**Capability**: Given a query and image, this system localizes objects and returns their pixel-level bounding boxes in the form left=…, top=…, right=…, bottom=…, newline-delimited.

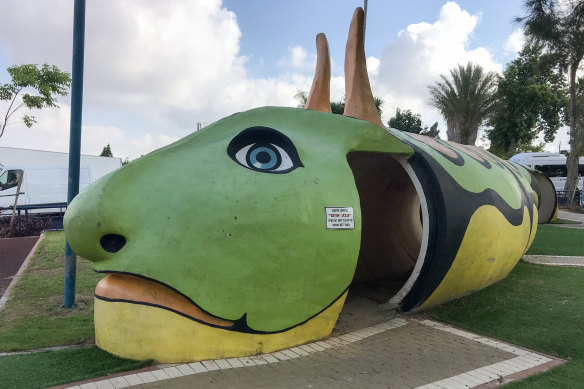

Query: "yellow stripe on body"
left=94, top=291, right=347, bottom=363
left=526, top=203, right=539, bottom=249
left=551, top=206, right=559, bottom=222
left=418, top=204, right=537, bottom=310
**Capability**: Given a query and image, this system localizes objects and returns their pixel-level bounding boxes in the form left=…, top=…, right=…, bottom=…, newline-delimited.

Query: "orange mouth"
left=95, top=274, right=234, bottom=328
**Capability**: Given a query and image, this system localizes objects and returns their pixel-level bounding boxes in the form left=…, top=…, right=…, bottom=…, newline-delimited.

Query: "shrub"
left=0, top=207, right=51, bottom=238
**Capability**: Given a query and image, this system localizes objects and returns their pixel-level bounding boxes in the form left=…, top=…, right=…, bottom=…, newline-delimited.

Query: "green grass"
left=0, top=231, right=102, bottom=351
left=0, top=346, right=150, bottom=389
left=526, top=225, right=584, bottom=256
left=432, top=261, right=584, bottom=388
left=433, top=222, right=584, bottom=387
left=0, top=231, right=152, bottom=388
left=2, top=224, right=583, bottom=387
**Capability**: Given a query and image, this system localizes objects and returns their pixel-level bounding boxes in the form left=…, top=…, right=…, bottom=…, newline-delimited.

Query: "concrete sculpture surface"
left=64, top=8, right=557, bottom=363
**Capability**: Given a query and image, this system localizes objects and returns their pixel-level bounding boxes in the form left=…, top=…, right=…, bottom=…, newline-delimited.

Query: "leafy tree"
left=429, top=63, right=497, bottom=145
left=331, top=97, right=383, bottom=116
left=516, top=0, right=584, bottom=193
left=294, top=91, right=383, bottom=117
left=293, top=90, right=307, bottom=109
left=387, top=108, right=440, bottom=138
left=330, top=100, right=345, bottom=115
left=100, top=144, right=113, bottom=157
left=487, top=42, right=567, bottom=157
left=425, top=122, right=440, bottom=138
left=0, top=64, right=71, bottom=139
left=373, top=97, right=384, bottom=117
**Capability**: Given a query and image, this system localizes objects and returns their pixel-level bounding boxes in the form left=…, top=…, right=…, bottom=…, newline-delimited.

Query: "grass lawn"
left=0, top=231, right=151, bottom=388
left=0, top=231, right=101, bottom=351
left=526, top=224, right=584, bottom=256
left=0, top=347, right=150, bottom=389
left=432, top=224, right=584, bottom=388
left=2, top=223, right=583, bottom=388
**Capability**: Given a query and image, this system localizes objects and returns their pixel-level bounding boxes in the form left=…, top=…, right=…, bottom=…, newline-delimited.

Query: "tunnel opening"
left=531, top=170, right=557, bottom=224
left=334, top=151, right=426, bottom=333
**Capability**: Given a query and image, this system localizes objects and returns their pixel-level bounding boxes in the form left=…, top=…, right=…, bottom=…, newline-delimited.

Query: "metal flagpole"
left=63, top=0, right=86, bottom=308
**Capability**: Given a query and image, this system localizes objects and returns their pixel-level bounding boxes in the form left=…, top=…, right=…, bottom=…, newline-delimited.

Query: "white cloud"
left=371, top=2, right=502, bottom=136
left=366, top=57, right=380, bottom=77
left=278, top=46, right=316, bottom=72
left=0, top=103, right=178, bottom=160
left=543, top=126, right=571, bottom=153
left=0, top=0, right=314, bottom=156
left=1, top=1, right=549, bottom=155
left=505, top=29, right=526, bottom=54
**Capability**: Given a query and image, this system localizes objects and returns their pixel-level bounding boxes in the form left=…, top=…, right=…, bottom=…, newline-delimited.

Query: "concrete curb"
left=417, top=320, right=565, bottom=389
left=522, top=255, right=584, bottom=267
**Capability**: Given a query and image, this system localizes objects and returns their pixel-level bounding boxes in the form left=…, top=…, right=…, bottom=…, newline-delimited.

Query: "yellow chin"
left=94, top=291, right=347, bottom=363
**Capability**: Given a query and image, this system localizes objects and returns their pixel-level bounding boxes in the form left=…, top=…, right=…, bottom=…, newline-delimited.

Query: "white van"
left=510, top=152, right=584, bottom=191
left=0, top=165, right=92, bottom=208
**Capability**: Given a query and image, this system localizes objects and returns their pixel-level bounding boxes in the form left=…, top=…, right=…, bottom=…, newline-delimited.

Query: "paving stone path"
left=557, top=210, right=584, bottom=223
left=65, top=319, right=561, bottom=389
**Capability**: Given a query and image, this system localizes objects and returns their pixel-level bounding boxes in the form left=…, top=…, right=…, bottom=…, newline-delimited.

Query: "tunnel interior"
left=532, top=171, right=557, bottom=224
left=341, top=151, right=424, bottom=321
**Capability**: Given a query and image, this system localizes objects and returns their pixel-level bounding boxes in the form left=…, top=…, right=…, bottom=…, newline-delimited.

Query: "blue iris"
left=249, top=146, right=278, bottom=170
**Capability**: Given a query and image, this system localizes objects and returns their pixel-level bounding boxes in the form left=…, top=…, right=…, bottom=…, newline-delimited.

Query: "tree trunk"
left=446, top=119, right=456, bottom=142
left=564, top=62, right=581, bottom=206
left=507, top=139, right=517, bottom=156
left=446, top=119, right=477, bottom=145
left=465, top=126, right=478, bottom=146
left=9, top=170, right=24, bottom=227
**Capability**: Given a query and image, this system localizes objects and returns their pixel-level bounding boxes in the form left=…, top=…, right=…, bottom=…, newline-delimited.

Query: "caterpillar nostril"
left=100, top=234, right=126, bottom=253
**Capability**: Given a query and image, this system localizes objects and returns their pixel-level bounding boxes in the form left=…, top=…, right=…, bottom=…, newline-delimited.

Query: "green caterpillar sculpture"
left=64, top=8, right=557, bottom=363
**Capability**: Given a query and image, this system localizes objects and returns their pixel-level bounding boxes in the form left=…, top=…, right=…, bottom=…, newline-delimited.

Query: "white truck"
left=0, top=146, right=122, bottom=211
left=510, top=152, right=584, bottom=191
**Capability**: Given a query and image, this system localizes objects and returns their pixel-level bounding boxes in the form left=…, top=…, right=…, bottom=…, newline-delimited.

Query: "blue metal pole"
left=63, top=0, right=86, bottom=308
left=363, top=0, right=368, bottom=40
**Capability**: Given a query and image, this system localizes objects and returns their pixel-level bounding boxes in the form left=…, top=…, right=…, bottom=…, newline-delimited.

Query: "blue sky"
left=0, top=0, right=570, bottom=159
left=226, top=0, right=523, bottom=76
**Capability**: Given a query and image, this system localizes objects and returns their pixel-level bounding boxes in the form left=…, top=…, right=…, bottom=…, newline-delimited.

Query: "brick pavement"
left=139, top=320, right=515, bottom=389
left=0, top=235, right=43, bottom=312
left=0, top=235, right=40, bottom=298
left=67, top=318, right=561, bottom=389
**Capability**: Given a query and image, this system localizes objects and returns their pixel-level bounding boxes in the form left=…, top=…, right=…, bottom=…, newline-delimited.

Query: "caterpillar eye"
left=227, top=127, right=303, bottom=174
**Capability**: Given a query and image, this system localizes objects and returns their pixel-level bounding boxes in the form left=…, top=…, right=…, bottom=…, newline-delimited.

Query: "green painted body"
left=63, top=7, right=553, bottom=362
left=65, top=107, right=412, bottom=332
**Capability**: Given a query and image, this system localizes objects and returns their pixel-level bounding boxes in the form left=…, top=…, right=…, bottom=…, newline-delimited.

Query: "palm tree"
left=516, top=0, right=584, bottom=194
left=429, top=63, right=497, bottom=145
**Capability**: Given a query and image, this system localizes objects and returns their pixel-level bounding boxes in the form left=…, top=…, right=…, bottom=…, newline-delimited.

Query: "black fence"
left=1, top=202, right=68, bottom=230
left=556, top=190, right=583, bottom=209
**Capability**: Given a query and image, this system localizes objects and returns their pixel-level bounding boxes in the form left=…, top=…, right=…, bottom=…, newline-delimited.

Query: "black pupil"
left=256, top=151, right=271, bottom=164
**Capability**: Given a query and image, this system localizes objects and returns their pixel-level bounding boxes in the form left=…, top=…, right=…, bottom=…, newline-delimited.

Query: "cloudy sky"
left=0, top=0, right=571, bottom=160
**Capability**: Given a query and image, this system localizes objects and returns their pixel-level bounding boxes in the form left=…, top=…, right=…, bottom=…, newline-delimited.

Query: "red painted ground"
left=0, top=236, right=40, bottom=297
